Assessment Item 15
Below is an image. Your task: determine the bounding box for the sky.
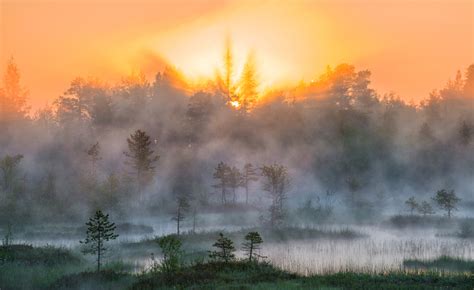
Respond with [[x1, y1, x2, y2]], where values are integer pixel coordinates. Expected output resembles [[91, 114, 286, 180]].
[[1, 0, 473, 110]]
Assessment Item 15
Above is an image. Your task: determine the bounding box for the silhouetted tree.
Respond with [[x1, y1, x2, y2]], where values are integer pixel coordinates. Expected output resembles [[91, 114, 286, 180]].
[[459, 120, 473, 146], [209, 232, 235, 263], [241, 163, 259, 205], [80, 210, 118, 272], [213, 161, 231, 204], [433, 189, 460, 218], [405, 196, 419, 215], [261, 164, 290, 227], [124, 130, 159, 199], [222, 36, 234, 102], [242, 231, 265, 262], [172, 194, 190, 236]]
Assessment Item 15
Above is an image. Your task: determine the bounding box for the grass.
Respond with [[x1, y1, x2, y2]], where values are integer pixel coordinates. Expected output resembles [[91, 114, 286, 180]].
[[404, 256, 474, 272], [1, 244, 474, 290]]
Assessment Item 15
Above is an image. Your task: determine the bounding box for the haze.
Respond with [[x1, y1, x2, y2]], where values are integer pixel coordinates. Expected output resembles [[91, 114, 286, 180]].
[[1, 0, 472, 109]]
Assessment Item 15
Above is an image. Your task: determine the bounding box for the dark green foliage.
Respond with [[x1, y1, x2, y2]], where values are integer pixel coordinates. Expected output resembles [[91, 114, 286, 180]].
[[123, 129, 159, 196], [80, 210, 118, 272], [433, 189, 460, 218], [156, 235, 183, 274], [50, 270, 135, 290], [209, 232, 235, 263], [0, 244, 81, 266], [242, 231, 265, 262]]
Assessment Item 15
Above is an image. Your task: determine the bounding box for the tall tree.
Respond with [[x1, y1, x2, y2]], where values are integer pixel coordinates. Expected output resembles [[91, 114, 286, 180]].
[[0, 58, 29, 123], [123, 130, 159, 198], [80, 210, 118, 272], [223, 36, 234, 102], [261, 164, 290, 227], [213, 161, 231, 205], [238, 51, 259, 111], [172, 194, 190, 236], [433, 189, 460, 218], [241, 163, 259, 205]]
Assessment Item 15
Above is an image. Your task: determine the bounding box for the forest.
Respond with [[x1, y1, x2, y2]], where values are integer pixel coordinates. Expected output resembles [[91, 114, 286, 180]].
[[0, 42, 474, 289]]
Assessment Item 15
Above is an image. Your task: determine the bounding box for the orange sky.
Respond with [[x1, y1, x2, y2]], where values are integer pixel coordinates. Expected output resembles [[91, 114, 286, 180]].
[[1, 0, 473, 110]]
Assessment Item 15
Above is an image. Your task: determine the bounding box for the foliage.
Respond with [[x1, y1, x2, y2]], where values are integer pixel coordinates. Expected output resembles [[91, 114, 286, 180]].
[[209, 232, 236, 263], [433, 189, 460, 218], [417, 201, 434, 216], [261, 164, 290, 227], [405, 196, 418, 215], [242, 231, 265, 262], [156, 235, 183, 275], [80, 210, 119, 272]]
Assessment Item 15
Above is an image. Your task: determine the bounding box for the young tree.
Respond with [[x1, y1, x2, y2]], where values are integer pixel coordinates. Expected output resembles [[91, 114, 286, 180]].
[[241, 163, 259, 205], [433, 189, 461, 218], [261, 164, 290, 227], [80, 210, 119, 272], [172, 194, 190, 236], [227, 166, 241, 204], [418, 201, 434, 217], [156, 235, 183, 275], [213, 161, 231, 205], [242, 231, 265, 262], [405, 196, 419, 215], [123, 130, 159, 198], [208, 232, 235, 263], [0, 154, 23, 193]]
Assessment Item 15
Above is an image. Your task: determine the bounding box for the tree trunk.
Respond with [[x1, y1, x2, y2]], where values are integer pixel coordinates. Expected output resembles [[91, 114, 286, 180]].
[[245, 183, 249, 205]]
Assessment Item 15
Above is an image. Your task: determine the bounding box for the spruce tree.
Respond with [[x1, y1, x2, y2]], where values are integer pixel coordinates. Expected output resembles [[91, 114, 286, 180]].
[[241, 163, 259, 204], [80, 210, 119, 272]]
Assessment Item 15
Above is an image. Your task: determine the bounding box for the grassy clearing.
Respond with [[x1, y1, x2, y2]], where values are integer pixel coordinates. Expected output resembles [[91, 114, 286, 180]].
[[404, 256, 474, 272]]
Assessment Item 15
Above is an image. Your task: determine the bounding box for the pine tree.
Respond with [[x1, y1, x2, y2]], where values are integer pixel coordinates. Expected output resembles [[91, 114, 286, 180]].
[[80, 210, 119, 272], [238, 51, 259, 111], [241, 163, 259, 205], [0, 57, 29, 123], [157, 235, 183, 274], [242, 231, 265, 262], [86, 142, 101, 176], [123, 130, 159, 198], [208, 232, 235, 263]]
